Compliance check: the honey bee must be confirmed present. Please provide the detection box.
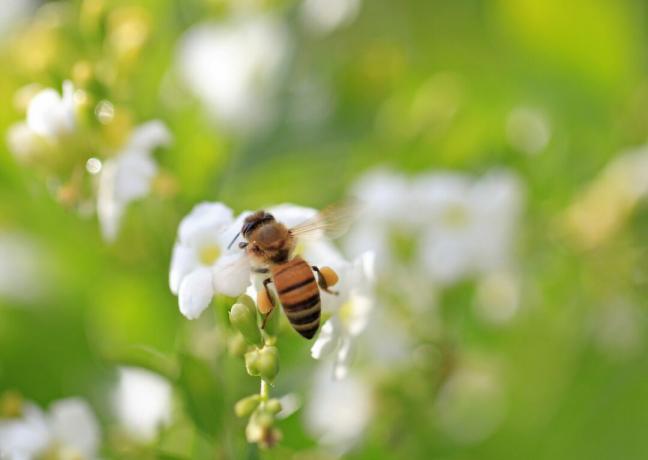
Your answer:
[228,205,353,339]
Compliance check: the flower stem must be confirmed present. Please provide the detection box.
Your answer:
[260,379,270,401]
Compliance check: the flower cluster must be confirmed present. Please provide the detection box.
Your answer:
[5,2,172,242]
[0,393,100,460]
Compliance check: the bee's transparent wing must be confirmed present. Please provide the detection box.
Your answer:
[289,202,358,240]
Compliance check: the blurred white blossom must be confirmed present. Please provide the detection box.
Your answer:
[0,232,52,304]
[300,0,361,36]
[27,81,77,141]
[176,15,290,133]
[435,362,505,445]
[0,0,36,39]
[590,300,644,360]
[6,81,79,164]
[113,367,172,442]
[97,120,171,242]
[304,365,372,454]
[506,106,551,155]
[311,252,375,379]
[170,202,251,319]
[346,168,524,286]
[0,397,100,460]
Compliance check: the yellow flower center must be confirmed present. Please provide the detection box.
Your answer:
[0,390,23,418]
[199,245,221,265]
[339,300,354,328]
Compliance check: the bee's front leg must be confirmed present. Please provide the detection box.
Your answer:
[259,277,277,329]
[312,266,339,296]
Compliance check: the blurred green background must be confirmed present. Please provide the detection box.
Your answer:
[1,0,647,459]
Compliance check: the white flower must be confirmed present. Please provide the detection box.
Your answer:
[47,398,101,459]
[347,168,523,285]
[113,367,172,442]
[26,81,77,140]
[97,120,171,242]
[0,403,49,460]
[311,252,375,379]
[0,232,51,304]
[300,0,361,36]
[0,0,36,39]
[506,106,551,155]
[176,15,290,133]
[5,123,46,164]
[170,202,251,319]
[418,170,523,284]
[0,398,100,460]
[304,364,372,454]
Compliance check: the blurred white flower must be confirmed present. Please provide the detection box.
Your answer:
[435,363,505,445]
[304,364,372,454]
[300,0,361,36]
[311,252,375,380]
[0,403,49,460]
[176,15,290,133]
[0,398,100,460]
[97,120,171,242]
[0,0,36,39]
[26,81,77,141]
[0,232,51,304]
[474,271,520,325]
[113,367,172,442]
[347,168,524,286]
[170,202,251,319]
[47,398,101,459]
[418,170,523,284]
[506,106,551,155]
[5,123,45,164]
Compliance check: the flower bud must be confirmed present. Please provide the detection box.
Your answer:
[245,349,261,376]
[230,302,262,347]
[265,398,282,415]
[228,333,248,358]
[256,346,280,383]
[235,394,261,418]
[237,294,256,310]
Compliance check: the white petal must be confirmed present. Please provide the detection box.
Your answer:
[97,158,124,242]
[311,319,340,359]
[333,337,353,380]
[169,243,199,294]
[0,403,50,460]
[113,367,172,442]
[178,267,215,319]
[267,203,318,228]
[212,252,251,297]
[216,210,253,252]
[126,120,172,152]
[26,83,76,139]
[304,365,372,451]
[6,123,44,162]
[48,398,100,458]
[178,202,233,248]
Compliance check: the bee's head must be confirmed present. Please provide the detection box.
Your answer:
[241,210,275,239]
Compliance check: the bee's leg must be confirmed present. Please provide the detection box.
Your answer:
[260,277,277,329]
[312,266,339,296]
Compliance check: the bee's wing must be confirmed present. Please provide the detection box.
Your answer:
[289,202,358,240]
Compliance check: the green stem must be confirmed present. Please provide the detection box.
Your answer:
[260,379,270,401]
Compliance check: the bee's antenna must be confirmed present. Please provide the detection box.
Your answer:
[227,232,241,250]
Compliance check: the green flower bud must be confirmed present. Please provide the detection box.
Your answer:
[255,411,274,429]
[235,394,261,418]
[256,346,280,383]
[228,332,248,358]
[230,302,262,346]
[237,294,256,311]
[245,349,261,376]
[265,398,282,415]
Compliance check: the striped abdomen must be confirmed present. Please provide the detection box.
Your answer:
[272,256,320,339]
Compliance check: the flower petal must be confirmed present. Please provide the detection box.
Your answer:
[169,243,198,294]
[333,337,353,380]
[311,319,339,359]
[48,398,100,458]
[126,120,172,152]
[178,267,215,319]
[212,252,251,297]
[179,202,233,248]
[0,403,50,460]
